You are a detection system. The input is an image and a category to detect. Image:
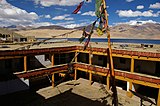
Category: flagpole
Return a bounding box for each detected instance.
[102,0,118,105]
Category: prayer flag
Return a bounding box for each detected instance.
[79,27,90,43]
[72,1,84,14]
[95,0,102,17]
[83,35,91,50]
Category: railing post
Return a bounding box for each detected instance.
[127,58,134,97]
[51,54,54,66]
[52,73,55,88]
[89,52,92,85]
[74,52,78,80]
[24,56,27,72]
[107,77,110,90]
[106,57,110,90]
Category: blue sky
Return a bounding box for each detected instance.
[0,0,160,28]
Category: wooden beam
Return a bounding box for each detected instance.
[24,56,27,72]
[102,0,118,104]
[107,77,110,90]
[52,74,54,88]
[89,72,92,85]
[0,56,23,60]
[51,54,54,66]
[74,52,78,80]
[130,58,134,73]
[127,58,134,97]
[157,88,160,106]
[75,52,78,62]
[74,69,77,80]
[115,76,160,88]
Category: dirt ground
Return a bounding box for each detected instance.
[0,78,146,106]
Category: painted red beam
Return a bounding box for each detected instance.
[0,46,77,56]
[14,63,160,84]
[0,46,160,58]
[14,64,69,78]
[74,63,160,84]
[76,46,160,58]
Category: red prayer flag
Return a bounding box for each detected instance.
[72,1,84,14]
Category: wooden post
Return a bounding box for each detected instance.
[89,72,92,85]
[102,0,118,105]
[127,58,134,97]
[107,77,110,90]
[74,69,77,80]
[157,88,160,106]
[24,56,27,72]
[51,54,54,66]
[89,52,92,85]
[75,52,78,63]
[52,73,55,88]
[106,57,110,89]
[74,52,78,80]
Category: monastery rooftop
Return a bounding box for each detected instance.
[0,41,160,53]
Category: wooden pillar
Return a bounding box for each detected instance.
[51,54,54,66]
[106,56,110,90]
[24,56,27,72]
[130,58,134,73]
[89,53,92,85]
[74,52,78,80]
[74,69,77,80]
[89,72,92,85]
[52,73,55,88]
[106,77,110,90]
[75,52,78,63]
[157,88,160,106]
[127,58,134,97]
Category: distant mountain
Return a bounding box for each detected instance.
[4,25,17,29]
[110,23,160,39]
[74,24,97,31]
[34,25,69,30]
[13,23,160,39]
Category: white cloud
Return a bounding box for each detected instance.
[114,20,158,26]
[126,0,134,2]
[0,0,38,27]
[33,0,91,7]
[55,21,89,28]
[52,14,74,20]
[30,22,53,28]
[65,22,87,28]
[149,2,160,9]
[64,17,74,21]
[55,7,67,11]
[137,5,144,9]
[44,15,51,18]
[81,11,96,17]
[116,10,160,17]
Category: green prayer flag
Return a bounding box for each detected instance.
[95,0,102,17]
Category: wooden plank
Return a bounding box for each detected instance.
[24,56,27,72]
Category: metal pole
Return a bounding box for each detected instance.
[102,0,118,105]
